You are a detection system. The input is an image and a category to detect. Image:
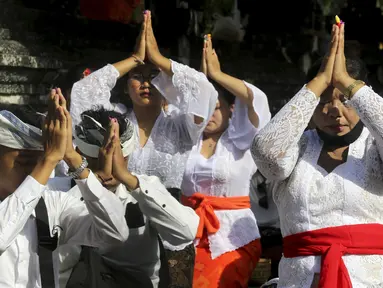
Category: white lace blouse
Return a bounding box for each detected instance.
[181,82,271,259]
[251,85,383,287]
[70,61,218,189]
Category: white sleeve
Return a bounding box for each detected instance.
[251,86,319,181]
[151,60,218,145]
[349,85,383,160]
[0,176,44,253]
[130,174,199,246]
[57,171,129,247]
[228,81,271,150]
[70,64,122,127]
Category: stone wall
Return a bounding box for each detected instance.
[0,0,306,114]
[0,0,136,106]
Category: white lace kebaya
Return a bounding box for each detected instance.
[181,83,271,259]
[251,85,383,287]
[70,61,218,189]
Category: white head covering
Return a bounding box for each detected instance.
[73,114,136,158]
[0,110,43,150]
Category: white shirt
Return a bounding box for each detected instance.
[181,82,271,259]
[74,174,199,288]
[70,61,218,189]
[252,86,383,287]
[249,172,280,228]
[0,171,129,288]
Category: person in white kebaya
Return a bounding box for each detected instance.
[252,23,383,288]
[179,35,271,287]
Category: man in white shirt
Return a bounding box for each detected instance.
[0,91,130,288]
[250,171,281,287]
[68,107,199,287]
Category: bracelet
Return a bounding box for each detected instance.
[343,80,365,99]
[131,54,145,65]
[68,156,88,179]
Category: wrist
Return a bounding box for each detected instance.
[131,54,145,65]
[335,75,355,92]
[30,157,58,185]
[64,151,83,170]
[41,155,60,168]
[36,156,58,174]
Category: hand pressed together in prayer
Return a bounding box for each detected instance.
[133,10,147,62]
[94,118,118,187]
[31,89,70,183]
[93,118,138,191]
[110,120,139,191]
[331,24,361,95]
[307,23,365,99]
[132,10,172,75]
[203,36,222,81]
[43,91,68,164]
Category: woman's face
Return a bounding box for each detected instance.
[312,86,360,136]
[127,64,162,108]
[204,97,232,135]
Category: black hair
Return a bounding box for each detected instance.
[81,106,127,137]
[0,104,43,128]
[306,57,369,84]
[210,80,235,106]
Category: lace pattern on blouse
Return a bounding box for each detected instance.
[251,86,318,181]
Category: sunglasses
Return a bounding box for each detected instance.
[130,71,160,83]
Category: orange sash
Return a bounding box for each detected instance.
[181,193,250,238]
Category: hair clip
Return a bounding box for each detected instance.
[83,68,92,78]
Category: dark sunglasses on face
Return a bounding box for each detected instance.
[130,71,160,83]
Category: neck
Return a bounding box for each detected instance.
[203,131,223,142]
[133,104,161,128]
[325,146,349,161]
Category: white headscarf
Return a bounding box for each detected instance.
[0,110,43,150]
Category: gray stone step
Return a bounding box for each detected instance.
[0,53,66,69]
[0,94,47,105]
[0,40,68,58]
[0,67,61,84]
[0,83,48,95]
[0,27,47,42]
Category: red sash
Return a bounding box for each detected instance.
[283,224,383,287]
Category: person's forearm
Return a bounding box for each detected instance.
[30,157,58,185]
[120,171,139,191]
[152,55,172,76]
[213,72,251,105]
[113,57,141,78]
[306,76,328,98]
